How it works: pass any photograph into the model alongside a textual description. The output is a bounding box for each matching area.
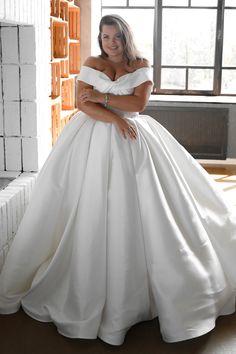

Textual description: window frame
[101,0,236,96]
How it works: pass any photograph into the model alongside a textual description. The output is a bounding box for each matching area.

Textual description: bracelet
[104,93,109,107]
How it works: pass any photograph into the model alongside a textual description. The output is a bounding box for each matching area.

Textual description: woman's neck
[107,55,124,64]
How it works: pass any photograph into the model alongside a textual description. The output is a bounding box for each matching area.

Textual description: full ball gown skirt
[0,66,236,345]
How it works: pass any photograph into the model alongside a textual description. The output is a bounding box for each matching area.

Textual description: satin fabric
[0,66,236,345]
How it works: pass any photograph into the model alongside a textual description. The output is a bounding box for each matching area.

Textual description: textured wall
[0,171,37,270]
[0,0,51,172]
[0,0,51,269]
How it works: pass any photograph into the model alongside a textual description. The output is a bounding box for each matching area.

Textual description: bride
[0,14,236,346]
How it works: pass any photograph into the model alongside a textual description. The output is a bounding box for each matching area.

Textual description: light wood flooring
[204,166,236,211]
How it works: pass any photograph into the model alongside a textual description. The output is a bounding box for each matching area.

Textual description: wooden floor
[1,307,236,354]
[0,166,236,354]
[204,165,236,211]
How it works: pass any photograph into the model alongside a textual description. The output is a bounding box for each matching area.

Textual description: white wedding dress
[0,66,236,345]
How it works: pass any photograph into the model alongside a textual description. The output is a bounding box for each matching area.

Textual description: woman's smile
[101,24,124,60]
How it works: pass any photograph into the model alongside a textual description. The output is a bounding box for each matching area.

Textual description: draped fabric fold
[0,66,235,345]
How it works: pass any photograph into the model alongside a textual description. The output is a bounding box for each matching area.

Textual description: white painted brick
[17,187,24,223]
[19,26,36,64]
[1,26,18,64]
[0,103,3,135]
[4,101,20,136]
[5,137,22,171]
[20,64,36,100]
[15,188,22,230]
[21,101,37,136]
[28,1,35,25]
[0,203,7,250]
[0,1,5,19]
[9,193,17,240]
[0,172,37,270]
[22,137,38,171]
[0,171,20,178]
[2,65,20,100]
[0,0,55,175]
[6,198,13,241]
[20,0,24,24]
[4,1,12,23]
[0,137,4,170]
[0,67,2,102]
[0,249,4,270]
[0,23,16,27]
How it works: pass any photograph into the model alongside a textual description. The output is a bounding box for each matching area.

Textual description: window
[101,0,236,96]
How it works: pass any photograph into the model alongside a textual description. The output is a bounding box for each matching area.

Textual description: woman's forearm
[77,100,120,124]
[105,93,146,112]
[88,91,146,112]
[79,85,152,113]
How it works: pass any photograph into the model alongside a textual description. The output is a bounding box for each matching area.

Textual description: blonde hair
[98,14,142,64]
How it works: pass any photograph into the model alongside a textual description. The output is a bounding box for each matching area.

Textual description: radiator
[143,106,229,159]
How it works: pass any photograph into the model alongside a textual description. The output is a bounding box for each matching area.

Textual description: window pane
[188,69,214,90]
[221,70,236,94]
[191,0,217,6]
[129,0,155,6]
[163,0,188,6]
[102,0,127,6]
[161,68,186,89]
[223,10,236,67]
[225,0,236,7]
[162,9,217,66]
[102,8,154,64]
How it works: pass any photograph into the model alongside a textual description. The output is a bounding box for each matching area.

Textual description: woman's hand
[79,88,103,104]
[113,117,137,140]
[79,88,137,140]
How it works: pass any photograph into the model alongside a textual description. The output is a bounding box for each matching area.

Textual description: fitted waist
[107,106,139,119]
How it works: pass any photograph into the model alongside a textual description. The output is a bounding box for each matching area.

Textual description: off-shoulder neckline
[81,65,150,82]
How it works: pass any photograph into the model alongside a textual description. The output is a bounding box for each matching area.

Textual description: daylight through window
[101,0,236,96]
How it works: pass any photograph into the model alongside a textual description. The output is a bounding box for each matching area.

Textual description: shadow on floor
[1,308,236,354]
[0,177,16,191]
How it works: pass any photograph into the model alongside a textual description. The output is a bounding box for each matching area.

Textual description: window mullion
[213,0,225,95]
[154,0,162,92]
[186,68,189,91]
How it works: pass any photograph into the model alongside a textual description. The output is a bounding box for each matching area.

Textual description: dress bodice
[77,66,152,118]
[77,66,152,95]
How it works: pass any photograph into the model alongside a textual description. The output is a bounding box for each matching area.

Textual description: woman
[0,14,236,346]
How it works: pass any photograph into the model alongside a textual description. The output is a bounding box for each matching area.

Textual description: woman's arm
[79,81,152,113]
[77,80,137,140]
[77,81,119,123]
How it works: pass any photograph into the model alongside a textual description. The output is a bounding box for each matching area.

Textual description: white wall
[0,0,51,172]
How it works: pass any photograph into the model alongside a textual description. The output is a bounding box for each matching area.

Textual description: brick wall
[0,171,37,269]
[0,0,51,269]
[0,0,51,172]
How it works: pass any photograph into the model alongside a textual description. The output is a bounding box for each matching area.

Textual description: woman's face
[100,24,124,60]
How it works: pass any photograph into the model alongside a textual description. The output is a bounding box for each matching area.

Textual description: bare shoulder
[82,56,104,70]
[133,58,150,70]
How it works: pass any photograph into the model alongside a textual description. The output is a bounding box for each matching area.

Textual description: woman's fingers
[128,125,137,139]
[79,89,92,102]
[120,124,137,140]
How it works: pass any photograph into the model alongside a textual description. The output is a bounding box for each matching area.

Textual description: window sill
[197,158,236,167]
[149,94,236,105]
